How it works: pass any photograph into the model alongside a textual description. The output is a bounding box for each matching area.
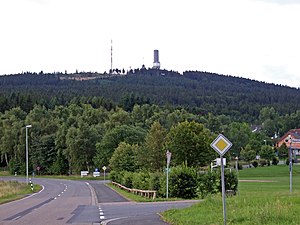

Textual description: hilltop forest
[0,69,299,175]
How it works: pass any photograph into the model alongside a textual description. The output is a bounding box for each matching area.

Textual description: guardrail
[111,181,157,200]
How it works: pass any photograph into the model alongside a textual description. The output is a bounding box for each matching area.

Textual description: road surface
[0,177,100,225]
[0,177,198,225]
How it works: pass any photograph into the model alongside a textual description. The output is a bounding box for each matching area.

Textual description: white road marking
[101,217,128,225]
[12,216,21,220]
[100,216,105,219]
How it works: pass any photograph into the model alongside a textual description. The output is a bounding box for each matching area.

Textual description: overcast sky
[1,0,300,88]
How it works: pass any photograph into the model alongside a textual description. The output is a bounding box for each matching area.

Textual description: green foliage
[94,125,146,168]
[198,171,220,198]
[122,171,133,188]
[109,142,138,172]
[165,121,214,167]
[132,171,150,190]
[272,157,279,165]
[168,165,198,199]
[277,142,288,159]
[225,122,252,156]
[198,169,238,198]
[252,160,258,168]
[259,145,275,161]
[240,144,256,162]
[136,121,167,171]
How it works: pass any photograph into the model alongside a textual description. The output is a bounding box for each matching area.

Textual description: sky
[1,0,300,88]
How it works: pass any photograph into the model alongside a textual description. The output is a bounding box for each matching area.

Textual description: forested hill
[0,69,299,122]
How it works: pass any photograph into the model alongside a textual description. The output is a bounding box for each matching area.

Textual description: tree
[109,142,138,172]
[259,145,275,161]
[0,107,26,168]
[164,121,214,167]
[137,121,167,171]
[277,143,288,159]
[240,144,256,162]
[94,125,146,168]
[225,122,252,157]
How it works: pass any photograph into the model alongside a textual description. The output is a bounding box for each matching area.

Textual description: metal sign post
[166,150,172,199]
[210,134,233,225]
[102,166,107,181]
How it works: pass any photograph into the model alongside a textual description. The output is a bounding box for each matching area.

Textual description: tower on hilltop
[153,50,160,69]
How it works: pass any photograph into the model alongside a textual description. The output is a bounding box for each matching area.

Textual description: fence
[111,181,157,200]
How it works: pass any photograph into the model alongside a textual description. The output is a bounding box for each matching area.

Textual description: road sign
[166,150,172,166]
[210,134,232,156]
[102,166,106,171]
[210,134,233,225]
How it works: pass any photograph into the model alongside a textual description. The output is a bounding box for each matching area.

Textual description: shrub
[169,165,198,199]
[251,160,258,168]
[286,158,295,165]
[259,159,267,167]
[149,172,161,191]
[109,170,123,184]
[272,157,279,165]
[198,171,219,198]
[122,171,133,188]
[132,171,150,190]
[198,169,238,198]
[224,169,238,192]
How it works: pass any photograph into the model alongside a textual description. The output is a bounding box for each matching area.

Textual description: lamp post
[166,150,171,199]
[26,125,32,185]
[288,135,292,193]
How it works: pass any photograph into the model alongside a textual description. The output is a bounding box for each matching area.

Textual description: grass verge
[0,180,42,205]
[162,165,300,225]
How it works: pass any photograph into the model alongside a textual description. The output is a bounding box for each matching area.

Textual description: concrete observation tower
[153,50,160,69]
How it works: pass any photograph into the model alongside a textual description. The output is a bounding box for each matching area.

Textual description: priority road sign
[210,134,232,156]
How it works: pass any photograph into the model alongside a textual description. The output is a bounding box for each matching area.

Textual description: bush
[198,169,238,198]
[109,170,123,184]
[272,157,279,165]
[224,169,238,191]
[251,160,258,168]
[259,159,267,167]
[198,171,219,198]
[149,172,161,191]
[122,171,133,188]
[286,158,295,165]
[132,171,150,190]
[169,165,198,199]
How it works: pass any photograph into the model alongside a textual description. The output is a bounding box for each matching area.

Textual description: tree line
[0,100,298,175]
[1,69,300,123]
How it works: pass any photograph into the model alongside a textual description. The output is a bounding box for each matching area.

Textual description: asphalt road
[89,181,198,225]
[0,178,198,225]
[0,177,100,225]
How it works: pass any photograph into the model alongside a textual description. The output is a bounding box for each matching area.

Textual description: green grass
[163,165,300,225]
[0,180,42,204]
[107,183,184,202]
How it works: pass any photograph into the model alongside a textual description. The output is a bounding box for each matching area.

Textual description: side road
[88,180,198,225]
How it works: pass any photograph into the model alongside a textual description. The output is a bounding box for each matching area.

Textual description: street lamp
[26,125,32,185]
[166,150,172,199]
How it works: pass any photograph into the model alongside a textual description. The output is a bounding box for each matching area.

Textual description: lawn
[163,165,300,225]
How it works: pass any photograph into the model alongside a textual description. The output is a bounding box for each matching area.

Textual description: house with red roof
[276,129,300,157]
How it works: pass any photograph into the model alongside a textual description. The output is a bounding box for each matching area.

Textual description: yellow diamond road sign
[210,134,232,156]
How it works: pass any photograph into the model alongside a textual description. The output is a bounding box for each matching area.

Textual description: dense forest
[0,69,299,122]
[0,69,298,176]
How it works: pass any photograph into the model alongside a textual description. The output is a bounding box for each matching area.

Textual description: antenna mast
[110,39,113,74]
